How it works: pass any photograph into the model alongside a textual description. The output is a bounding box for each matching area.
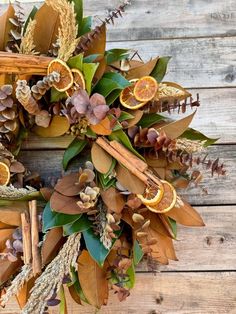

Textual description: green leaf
[181,128,218,147]
[50,87,67,103]
[12,127,28,156]
[78,15,92,36]
[133,240,144,266]
[71,0,83,30]
[108,129,145,161]
[93,72,130,105]
[63,215,91,236]
[59,285,67,314]
[104,158,116,178]
[23,6,38,34]
[168,217,177,238]
[98,173,116,190]
[118,111,134,122]
[138,113,164,128]
[125,262,136,289]
[63,138,87,170]
[151,56,171,82]
[83,54,102,63]
[70,267,89,303]
[85,127,97,138]
[67,54,83,70]
[105,48,130,65]
[83,62,99,95]
[43,202,81,232]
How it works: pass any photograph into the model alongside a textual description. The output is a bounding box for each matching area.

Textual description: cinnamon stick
[96,137,149,184]
[29,200,42,276]
[109,140,148,172]
[21,211,32,265]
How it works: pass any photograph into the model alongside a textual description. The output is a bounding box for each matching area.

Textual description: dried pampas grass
[19,19,38,55]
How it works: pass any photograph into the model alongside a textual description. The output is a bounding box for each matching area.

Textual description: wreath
[0,1,225,313]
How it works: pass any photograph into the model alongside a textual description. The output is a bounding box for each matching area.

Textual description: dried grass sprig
[0,185,37,200]
[19,19,38,55]
[45,0,79,61]
[0,265,33,307]
[22,233,81,314]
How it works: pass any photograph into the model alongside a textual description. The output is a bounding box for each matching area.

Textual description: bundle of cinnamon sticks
[21,200,42,276]
[96,137,162,187]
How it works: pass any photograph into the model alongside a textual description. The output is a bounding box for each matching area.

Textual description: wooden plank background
[1,1,236,313]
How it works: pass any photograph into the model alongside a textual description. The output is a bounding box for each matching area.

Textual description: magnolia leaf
[133,240,143,266]
[33,3,60,54]
[0,229,14,251]
[116,163,145,194]
[71,0,83,30]
[145,155,167,168]
[78,15,92,36]
[157,231,178,261]
[16,277,35,309]
[151,56,171,82]
[0,4,15,51]
[83,62,99,95]
[125,263,136,289]
[41,227,64,265]
[168,217,177,238]
[101,187,125,214]
[98,173,116,190]
[0,222,15,229]
[138,113,164,128]
[83,54,102,63]
[118,111,134,122]
[82,229,112,267]
[156,111,196,140]
[166,199,205,227]
[50,88,67,103]
[67,54,83,71]
[91,142,113,174]
[63,138,87,170]
[90,117,112,135]
[158,214,176,239]
[50,192,85,215]
[77,250,109,308]
[125,110,143,128]
[126,57,159,80]
[105,49,130,65]
[144,211,174,239]
[109,129,145,161]
[23,6,38,34]
[85,24,106,57]
[63,215,91,236]
[40,187,54,201]
[0,210,21,226]
[33,116,70,138]
[0,258,22,285]
[43,202,81,232]
[68,285,82,305]
[158,82,191,101]
[181,128,218,147]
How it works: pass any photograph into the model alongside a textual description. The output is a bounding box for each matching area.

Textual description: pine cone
[15,80,40,115]
[31,72,60,100]
[0,85,19,142]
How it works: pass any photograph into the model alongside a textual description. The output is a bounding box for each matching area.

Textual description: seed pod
[132,213,144,223]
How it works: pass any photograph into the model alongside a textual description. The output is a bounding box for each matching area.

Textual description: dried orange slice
[147,180,177,213]
[0,162,10,186]
[47,59,73,92]
[134,76,158,102]
[137,182,164,206]
[120,79,147,110]
[66,68,86,97]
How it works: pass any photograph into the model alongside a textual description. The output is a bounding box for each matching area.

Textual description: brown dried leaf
[0,258,22,285]
[41,227,64,265]
[0,209,23,226]
[0,229,14,251]
[50,191,85,215]
[54,173,83,196]
[171,177,189,189]
[77,250,109,308]
[0,222,15,229]
[0,4,15,51]
[155,111,196,140]
[116,163,145,194]
[40,187,54,201]
[33,3,60,54]
[16,277,35,309]
[33,116,70,138]
[85,24,106,57]
[126,110,143,128]
[101,187,125,214]
[68,285,82,305]
[166,199,205,226]
[126,57,159,80]
[90,117,112,135]
[144,211,174,239]
[91,143,113,174]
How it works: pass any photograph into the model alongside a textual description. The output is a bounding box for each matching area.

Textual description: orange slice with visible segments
[66,68,86,97]
[133,76,158,102]
[147,180,177,213]
[137,182,164,206]
[47,59,73,92]
[120,79,147,110]
[0,162,10,186]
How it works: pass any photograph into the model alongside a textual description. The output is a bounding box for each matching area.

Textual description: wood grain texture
[1,1,236,40]
[18,145,236,205]
[2,272,236,314]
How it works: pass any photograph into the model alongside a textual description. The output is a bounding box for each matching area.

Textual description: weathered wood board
[1,0,236,313]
